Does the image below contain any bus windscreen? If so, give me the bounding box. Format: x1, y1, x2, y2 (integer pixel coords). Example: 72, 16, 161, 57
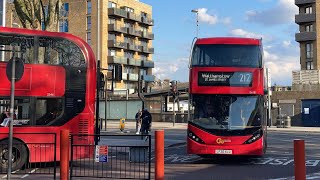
191, 44, 262, 68
191, 95, 264, 130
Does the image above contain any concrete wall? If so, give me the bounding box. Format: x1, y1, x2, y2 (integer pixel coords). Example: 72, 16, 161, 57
271, 90, 320, 126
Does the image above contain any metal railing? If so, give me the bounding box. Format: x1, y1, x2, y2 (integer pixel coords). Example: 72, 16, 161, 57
0, 133, 57, 179
70, 134, 151, 179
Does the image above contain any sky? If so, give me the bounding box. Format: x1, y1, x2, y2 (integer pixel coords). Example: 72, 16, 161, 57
140, 0, 299, 86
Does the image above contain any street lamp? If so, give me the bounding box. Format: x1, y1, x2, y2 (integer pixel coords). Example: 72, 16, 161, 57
191, 9, 199, 38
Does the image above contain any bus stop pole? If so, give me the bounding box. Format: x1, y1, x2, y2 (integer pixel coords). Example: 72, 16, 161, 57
7, 56, 16, 180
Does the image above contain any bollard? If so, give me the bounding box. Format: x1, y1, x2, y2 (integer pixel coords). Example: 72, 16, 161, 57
155, 130, 164, 180
60, 130, 70, 180
294, 139, 306, 180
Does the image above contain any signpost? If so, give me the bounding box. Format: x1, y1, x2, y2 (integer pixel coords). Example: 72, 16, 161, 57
6, 56, 24, 179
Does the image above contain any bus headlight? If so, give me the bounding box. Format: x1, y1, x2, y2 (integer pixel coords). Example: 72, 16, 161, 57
243, 130, 262, 144
188, 130, 205, 144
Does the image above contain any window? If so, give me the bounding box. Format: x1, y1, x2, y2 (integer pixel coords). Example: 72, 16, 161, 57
124, 7, 134, 13
306, 61, 314, 70
305, 6, 312, 14
140, 69, 147, 76
108, 18, 116, 25
108, 1, 117, 8
305, 24, 313, 32
59, 20, 68, 32
61, 3, 69, 17
124, 51, 134, 59
124, 36, 134, 44
141, 12, 147, 18
108, 49, 116, 56
140, 54, 147, 60
124, 66, 134, 73
87, 0, 92, 14
87, 32, 91, 45
108, 33, 116, 41
140, 40, 148, 47
87, 16, 91, 30
306, 43, 313, 59
0, 98, 63, 126
124, 22, 134, 28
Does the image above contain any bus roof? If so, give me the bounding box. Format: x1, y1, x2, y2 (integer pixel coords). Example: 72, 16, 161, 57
195, 37, 261, 46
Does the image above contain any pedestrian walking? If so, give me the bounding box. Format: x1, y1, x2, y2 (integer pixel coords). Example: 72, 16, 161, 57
140, 108, 152, 136
135, 109, 142, 134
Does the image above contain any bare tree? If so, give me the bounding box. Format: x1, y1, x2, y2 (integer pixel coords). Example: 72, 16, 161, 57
13, 0, 62, 31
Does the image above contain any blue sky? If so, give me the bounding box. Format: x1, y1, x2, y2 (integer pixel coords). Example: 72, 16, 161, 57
141, 0, 299, 86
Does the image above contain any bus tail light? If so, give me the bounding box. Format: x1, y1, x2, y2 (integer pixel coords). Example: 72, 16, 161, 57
188, 130, 205, 144
243, 129, 262, 144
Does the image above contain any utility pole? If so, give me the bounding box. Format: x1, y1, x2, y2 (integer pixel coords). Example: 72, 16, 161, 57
170, 80, 177, 126
267, 68, 272, 127
191, 9, 199, 38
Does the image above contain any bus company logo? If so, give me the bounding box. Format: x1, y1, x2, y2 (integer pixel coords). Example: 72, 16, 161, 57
216, 138, 231, 144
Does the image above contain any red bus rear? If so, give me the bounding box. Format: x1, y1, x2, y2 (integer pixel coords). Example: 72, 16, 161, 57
0, 27, 96, 170
187, 37, 267, 157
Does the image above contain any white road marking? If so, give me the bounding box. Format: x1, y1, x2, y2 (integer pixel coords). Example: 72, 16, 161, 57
1, 169, 20, 179
21, 168, 38, 179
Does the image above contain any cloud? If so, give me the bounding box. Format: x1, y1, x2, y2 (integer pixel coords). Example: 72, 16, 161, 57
195, 8, 231, 25
264, 49, 300, 85
282, 40, 291, 48
245, 0, 298, 26
229, 28, 267, 40
153, 57, 189, 80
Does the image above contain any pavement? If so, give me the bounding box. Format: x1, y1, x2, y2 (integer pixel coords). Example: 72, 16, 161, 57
100, 120, 320, 148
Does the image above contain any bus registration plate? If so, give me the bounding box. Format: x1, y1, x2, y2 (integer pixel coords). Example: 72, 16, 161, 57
215, 149, 232, 154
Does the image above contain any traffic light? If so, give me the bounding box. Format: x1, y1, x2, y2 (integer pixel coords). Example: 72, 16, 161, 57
114, 64, 122, 81
99, 72, 105, 90
170, 80, 177, 94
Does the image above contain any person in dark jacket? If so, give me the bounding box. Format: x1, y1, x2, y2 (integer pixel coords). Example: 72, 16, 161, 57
140, 108, 152, 135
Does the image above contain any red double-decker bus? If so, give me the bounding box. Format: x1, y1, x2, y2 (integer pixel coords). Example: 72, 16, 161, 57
187, 37, 267, 157
0, 27, 96, 170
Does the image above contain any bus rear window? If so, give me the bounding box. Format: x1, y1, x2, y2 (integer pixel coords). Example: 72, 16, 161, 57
0, 33, 86, 67
191, 44, 262, 68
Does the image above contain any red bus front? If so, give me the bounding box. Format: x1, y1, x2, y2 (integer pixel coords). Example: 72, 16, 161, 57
187, 37, 267, 157
0, 27, 96, 171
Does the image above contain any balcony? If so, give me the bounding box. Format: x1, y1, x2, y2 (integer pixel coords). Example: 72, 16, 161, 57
126, 43, 141, 52
142, 60, 154, 68
127, 58, 142, 66
143, 75, 155, 82
108, 40, 127, 49
140, 32, 154, 40
140, 16, 154, 26
122, 73, 128, 80
127, 12, 141, 22
295, 13, 315, 24
295, 31, 316, 42
107, 56, 128, 65
127, 27, 142, 37
128, 73, 139, 81
141, 46, 154, 54
108, 8, 127, 18
295, 0, 315, 6
108, 24, 127, 33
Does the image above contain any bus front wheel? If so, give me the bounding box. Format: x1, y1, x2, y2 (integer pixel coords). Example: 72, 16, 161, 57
0, 139, 28, 171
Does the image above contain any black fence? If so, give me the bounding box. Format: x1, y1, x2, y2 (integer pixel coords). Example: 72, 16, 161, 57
0, 133, 57, 179
70, 134, 152, 180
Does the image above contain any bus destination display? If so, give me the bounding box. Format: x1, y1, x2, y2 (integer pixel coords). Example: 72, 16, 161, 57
198, 71, 253, 86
